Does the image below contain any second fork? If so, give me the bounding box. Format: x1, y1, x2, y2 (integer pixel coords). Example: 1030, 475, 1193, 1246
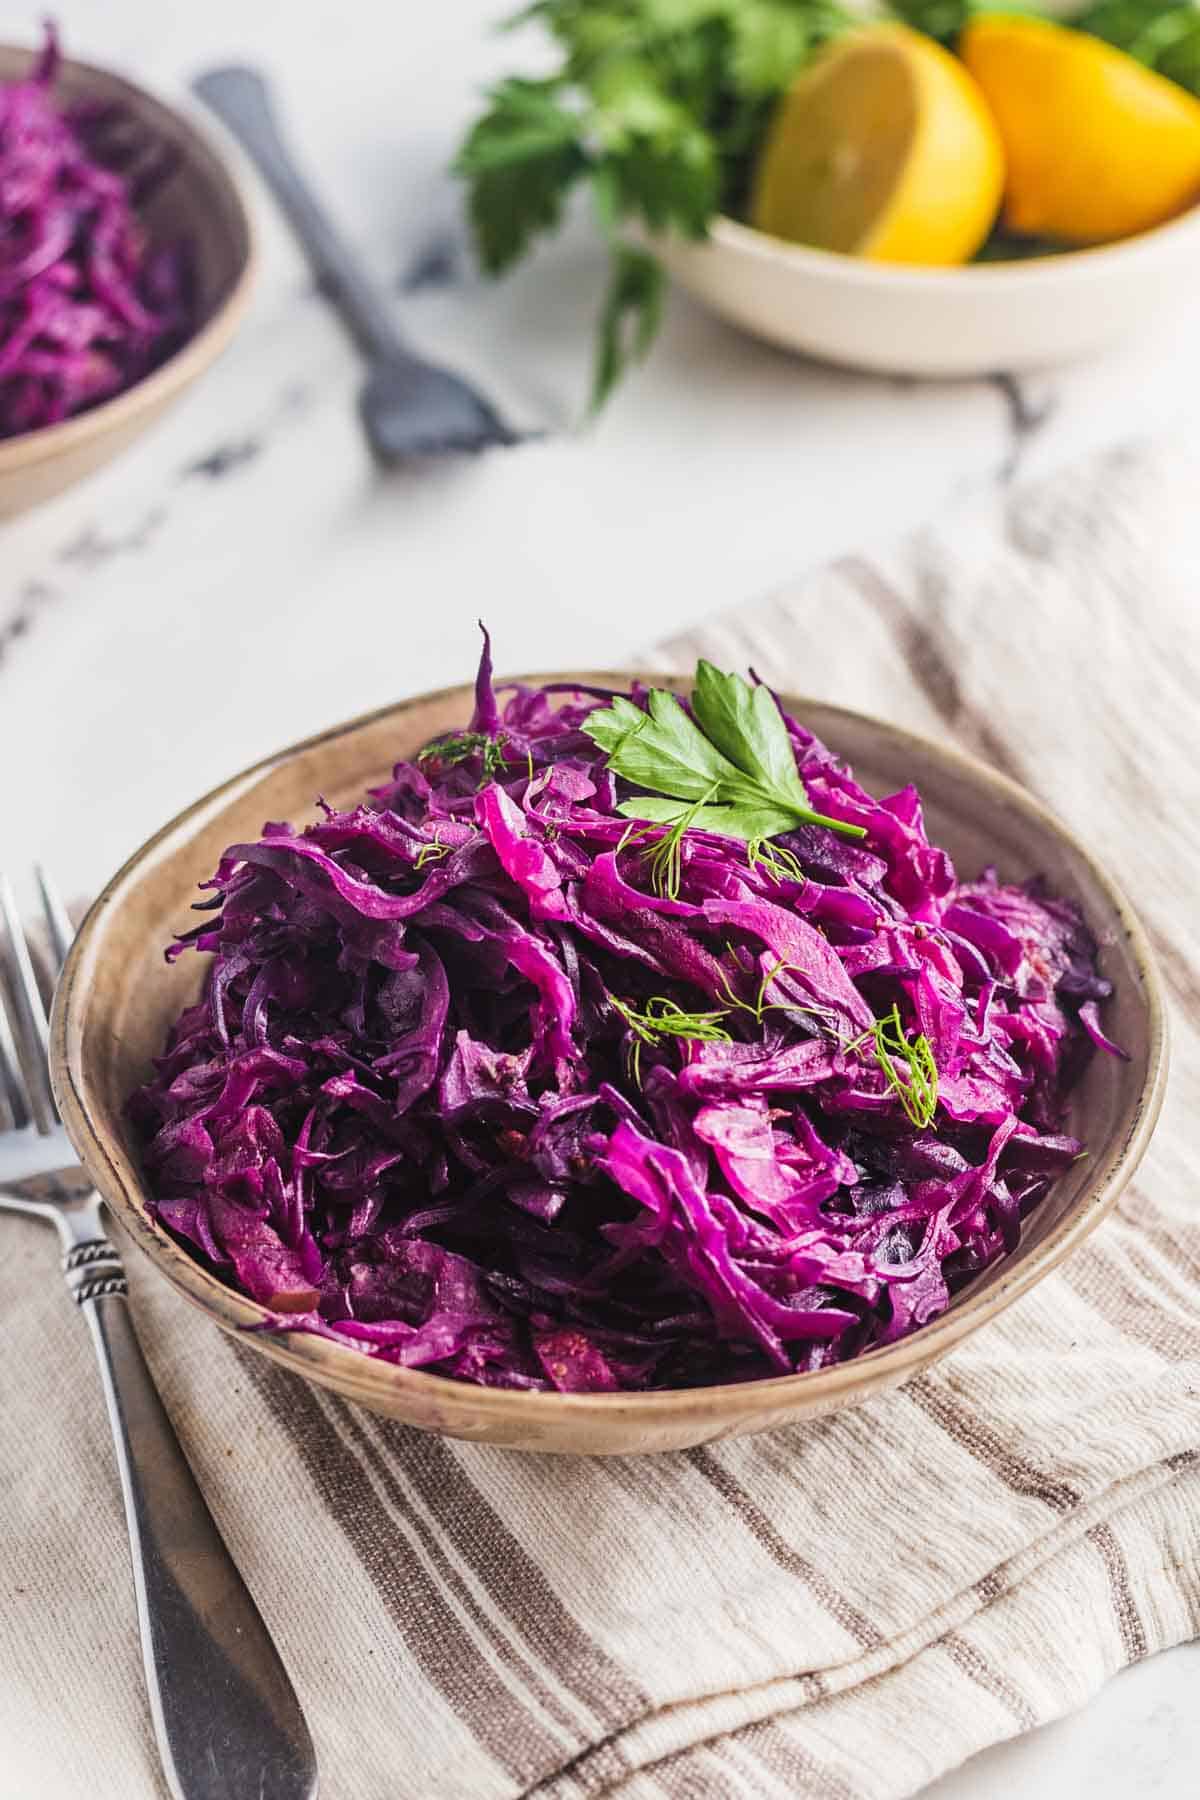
0, 870, 318, 1800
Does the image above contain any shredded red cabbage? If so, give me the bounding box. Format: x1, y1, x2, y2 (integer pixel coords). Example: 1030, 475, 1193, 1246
0, 26, 192, 438
131, 639, 1120, 1392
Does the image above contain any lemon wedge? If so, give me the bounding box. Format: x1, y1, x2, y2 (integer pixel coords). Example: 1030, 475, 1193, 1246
750, 23, 1004, 264
961, 14, 1200, 243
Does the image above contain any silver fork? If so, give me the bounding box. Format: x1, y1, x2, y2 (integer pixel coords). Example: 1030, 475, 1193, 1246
0, 871, 318, 1800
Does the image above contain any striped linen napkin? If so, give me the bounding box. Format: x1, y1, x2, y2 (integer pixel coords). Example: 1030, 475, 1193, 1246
3, 439, 1197, 1800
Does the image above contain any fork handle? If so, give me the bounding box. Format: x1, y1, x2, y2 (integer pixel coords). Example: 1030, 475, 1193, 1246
194, 64, 408, 368
65, 1241, 317, 1800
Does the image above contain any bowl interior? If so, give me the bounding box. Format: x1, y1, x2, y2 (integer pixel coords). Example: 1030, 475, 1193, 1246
51, 678, 1166, 1452
0, 44, 252, 462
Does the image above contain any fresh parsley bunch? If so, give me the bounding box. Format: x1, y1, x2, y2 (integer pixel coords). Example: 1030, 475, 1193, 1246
453, 0, 848, 408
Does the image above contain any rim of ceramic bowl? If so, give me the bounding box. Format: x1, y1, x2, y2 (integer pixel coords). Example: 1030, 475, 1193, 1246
701, 206, 1200, 288
0, 45, 257, 472
51, 677, 1170, 1434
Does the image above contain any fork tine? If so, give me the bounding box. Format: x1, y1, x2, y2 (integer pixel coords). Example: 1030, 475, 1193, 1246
0, 969, 29, 1132
36, 864, 75, 974
0, 874, 55, 1133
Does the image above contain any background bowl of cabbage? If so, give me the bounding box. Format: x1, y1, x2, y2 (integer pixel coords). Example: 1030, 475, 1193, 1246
50, 676, 1168, 1455
0, 41, 255, 517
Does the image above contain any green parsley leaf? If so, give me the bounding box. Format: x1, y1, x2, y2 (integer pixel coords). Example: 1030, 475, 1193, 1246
592, 246, 665, 410
582, 666, 868, 843
454, 0, 849, 406
726, 0, 826, 93
589, 685, 749, 800
453, 78, 588, 273
616, 798, 799, 840
691, 657, 807, 803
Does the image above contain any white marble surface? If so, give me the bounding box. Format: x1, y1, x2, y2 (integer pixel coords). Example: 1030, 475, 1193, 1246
0, 2, 1195, 1794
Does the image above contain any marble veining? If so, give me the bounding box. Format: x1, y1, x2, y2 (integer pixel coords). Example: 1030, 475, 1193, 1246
0, 578, 60, 669
399, 231, 467, 294
57, 508, 169, 571
988, 372, 1058, 482
182, 436, 263, 481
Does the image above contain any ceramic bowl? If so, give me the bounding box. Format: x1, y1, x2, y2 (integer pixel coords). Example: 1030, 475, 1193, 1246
50, 675, 1168, 1454
0, 44, 255, 518
652, 209, 1200, 376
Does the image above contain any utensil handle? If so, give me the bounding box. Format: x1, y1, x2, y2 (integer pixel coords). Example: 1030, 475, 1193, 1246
193, 64, 403, 366
64, 1238, 317, 1800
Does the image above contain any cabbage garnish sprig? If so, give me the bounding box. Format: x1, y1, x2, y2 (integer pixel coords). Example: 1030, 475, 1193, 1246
583, 662, 867, 845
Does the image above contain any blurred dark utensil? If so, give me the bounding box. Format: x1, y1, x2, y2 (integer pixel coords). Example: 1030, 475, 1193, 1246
193, 65, 526, 460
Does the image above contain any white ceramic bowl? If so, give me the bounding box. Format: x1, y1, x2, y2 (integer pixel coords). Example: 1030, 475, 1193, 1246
653, 208, 1200, 375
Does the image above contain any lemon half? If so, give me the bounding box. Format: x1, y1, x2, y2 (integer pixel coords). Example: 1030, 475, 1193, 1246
961, 15, 1200, 243
750, 23, 1005, 265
